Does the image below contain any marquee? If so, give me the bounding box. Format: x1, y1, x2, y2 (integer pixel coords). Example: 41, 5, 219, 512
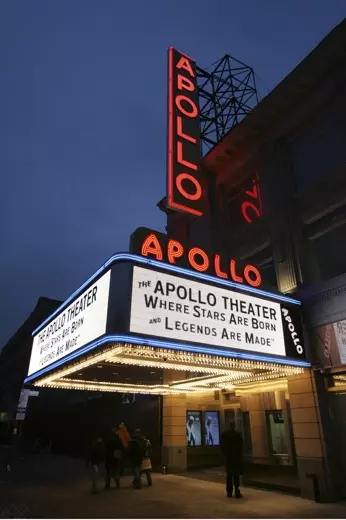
25, 254, 309, 395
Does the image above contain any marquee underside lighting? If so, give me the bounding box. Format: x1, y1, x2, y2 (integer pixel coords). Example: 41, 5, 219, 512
29, 342, 305, 395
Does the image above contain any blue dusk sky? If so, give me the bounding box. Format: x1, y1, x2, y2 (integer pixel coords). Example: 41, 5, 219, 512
1, 0, 345, 347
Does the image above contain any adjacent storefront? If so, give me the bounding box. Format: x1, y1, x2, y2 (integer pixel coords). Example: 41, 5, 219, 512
302, 273, 346, 497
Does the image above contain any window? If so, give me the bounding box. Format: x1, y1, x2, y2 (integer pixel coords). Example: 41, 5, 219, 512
266, 410, 288, 455
310, 222, 346, 282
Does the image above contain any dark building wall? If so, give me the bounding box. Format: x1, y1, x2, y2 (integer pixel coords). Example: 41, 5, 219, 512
0, 297, 62, 418
23, 388, 161, 466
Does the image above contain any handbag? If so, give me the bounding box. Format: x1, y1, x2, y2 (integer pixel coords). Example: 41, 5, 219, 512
113, 449, 122, 460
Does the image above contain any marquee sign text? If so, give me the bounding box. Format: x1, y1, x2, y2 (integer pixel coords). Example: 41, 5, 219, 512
130, 227, 262, 288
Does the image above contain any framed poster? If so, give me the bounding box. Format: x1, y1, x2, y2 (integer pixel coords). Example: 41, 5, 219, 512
186, 411, 202, 447
203, 411, 220, 446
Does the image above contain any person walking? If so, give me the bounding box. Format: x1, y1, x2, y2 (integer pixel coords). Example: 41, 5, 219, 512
104, 428, 123, 489
140, 435, 153, 487
116, 422, 131, 476
87, 437, 105, 494
129, 428, 146, 489
220, 422, 243, 499
116, 422, 131, 450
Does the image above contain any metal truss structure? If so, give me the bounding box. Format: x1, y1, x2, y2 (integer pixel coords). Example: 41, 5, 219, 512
196, 55, 259, 155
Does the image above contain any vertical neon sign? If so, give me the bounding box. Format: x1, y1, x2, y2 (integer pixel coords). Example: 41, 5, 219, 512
167, 47, 203, 216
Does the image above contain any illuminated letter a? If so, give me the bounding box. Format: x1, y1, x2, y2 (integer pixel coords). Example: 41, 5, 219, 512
141, 233, 163, 260
176, 57, 195, 78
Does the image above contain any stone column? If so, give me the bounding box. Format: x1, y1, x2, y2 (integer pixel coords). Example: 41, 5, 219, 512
162, 371, 187, 472
287, 368, 331, 500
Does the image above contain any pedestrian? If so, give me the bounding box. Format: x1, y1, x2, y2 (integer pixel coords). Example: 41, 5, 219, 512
116, 422, 131, 450
104, 428, 123, 489
116, 422, 131, 476
140, 435, 153, 487
129, 428, 146, 489
87, 436, 105, 494
220, 422, 243, 499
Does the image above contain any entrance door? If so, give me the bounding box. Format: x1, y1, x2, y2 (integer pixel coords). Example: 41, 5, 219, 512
224, 409, 252, 455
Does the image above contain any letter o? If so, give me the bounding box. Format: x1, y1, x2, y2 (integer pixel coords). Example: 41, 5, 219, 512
177, 285, 187, 299
244, 265, 262, 287
176, 173, 202, 201
288, 323, 295, 332
296, 345, 303, 355
175, 95, 198, 118
188, 247, 209, 272
241, 201, 261, 224
207, 293, 217, 306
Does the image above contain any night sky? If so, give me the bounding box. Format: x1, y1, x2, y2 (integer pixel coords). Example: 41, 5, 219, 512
1, 0, 345, 349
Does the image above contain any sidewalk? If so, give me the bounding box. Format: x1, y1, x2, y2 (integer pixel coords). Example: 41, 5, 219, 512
1, 454, 346, 518
185, 465, 300, 496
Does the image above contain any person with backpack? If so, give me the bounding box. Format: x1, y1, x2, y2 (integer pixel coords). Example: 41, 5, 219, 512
129, 428, 147, 489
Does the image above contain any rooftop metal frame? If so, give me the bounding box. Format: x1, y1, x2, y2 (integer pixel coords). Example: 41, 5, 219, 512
196, 55, 258, 155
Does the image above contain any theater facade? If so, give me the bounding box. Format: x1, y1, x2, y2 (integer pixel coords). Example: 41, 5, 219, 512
24, 232, 318, 495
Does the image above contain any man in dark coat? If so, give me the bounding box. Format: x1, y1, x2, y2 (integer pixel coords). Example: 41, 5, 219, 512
86, 437, 105, 494
220, 422, 243, 498
104, 428, 123, 489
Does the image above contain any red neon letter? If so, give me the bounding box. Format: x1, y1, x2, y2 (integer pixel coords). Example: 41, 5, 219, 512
141, 233, 163, 260
245, 184, 259, 200
214, 255, 228, 279
177, 74, 194, 92
177, 116, 196, 144
230, 259, 243, 283
177, 142, 198, 171
244, 265, 262, 287
175, 95, 198, 118
241, 201, 261, 223
176, 173, 202, 201
188, 247, 209, 272
167, 240, 184, 264
176, 57, 195, 78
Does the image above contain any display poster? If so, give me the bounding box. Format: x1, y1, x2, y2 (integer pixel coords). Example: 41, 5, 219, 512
203, 411, 220, 446
312, 319, 346, 367
130, 266, 288, 357
186, 411, 202, 447
28, 270, 111, 376
334, 320, 346, 364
